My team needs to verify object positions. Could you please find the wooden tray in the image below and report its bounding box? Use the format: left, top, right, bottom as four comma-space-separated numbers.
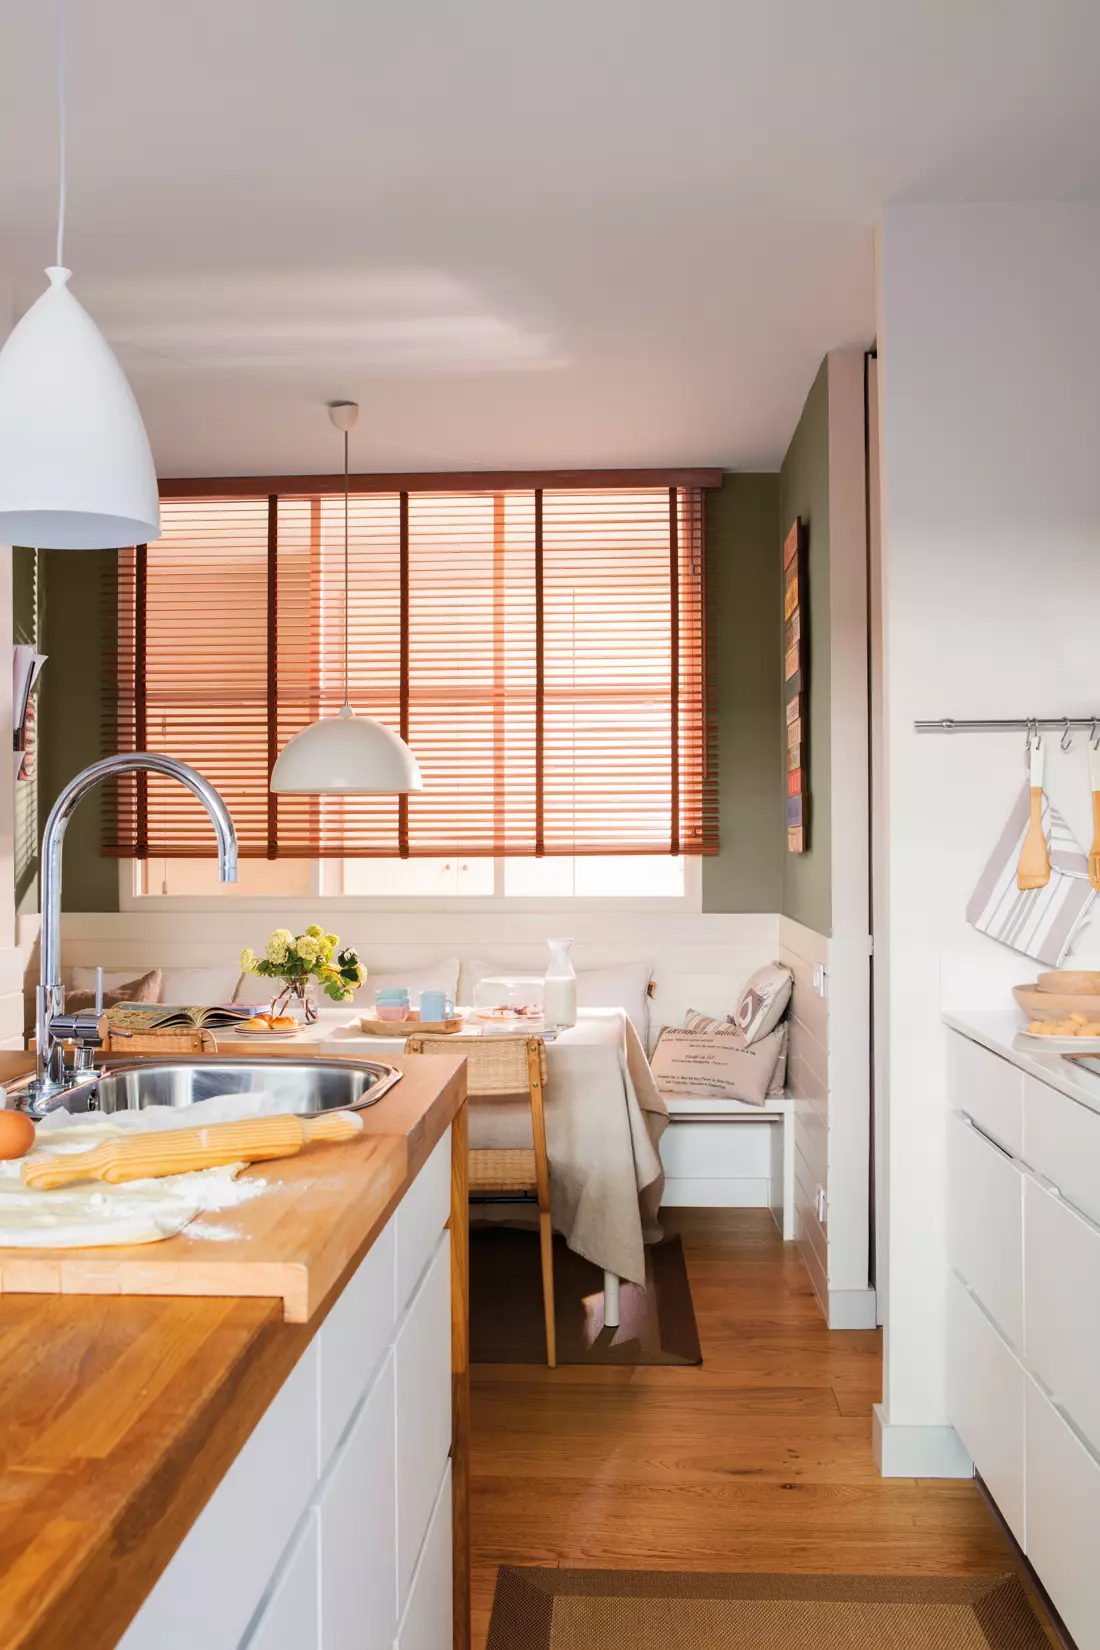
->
359, 1016, 462, 1036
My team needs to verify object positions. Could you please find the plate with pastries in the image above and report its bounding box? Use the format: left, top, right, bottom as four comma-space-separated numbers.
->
232, 1012, 302, 1040
1019, 1012, 1100, 1051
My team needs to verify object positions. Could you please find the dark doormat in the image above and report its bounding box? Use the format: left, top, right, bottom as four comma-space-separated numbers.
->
470, 1228, 701, 1366
486, 1567, 1051, 1648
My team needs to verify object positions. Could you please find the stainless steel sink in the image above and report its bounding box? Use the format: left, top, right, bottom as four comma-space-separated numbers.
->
8, 1056, 403, 1119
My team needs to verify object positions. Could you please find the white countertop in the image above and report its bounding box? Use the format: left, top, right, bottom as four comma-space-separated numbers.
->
943, 1008, 1100, 1119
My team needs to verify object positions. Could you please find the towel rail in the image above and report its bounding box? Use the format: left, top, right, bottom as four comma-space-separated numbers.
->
915, 718, 1100, 738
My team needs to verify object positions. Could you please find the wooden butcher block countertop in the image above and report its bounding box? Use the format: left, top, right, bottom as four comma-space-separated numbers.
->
0, 1049, 467, 1650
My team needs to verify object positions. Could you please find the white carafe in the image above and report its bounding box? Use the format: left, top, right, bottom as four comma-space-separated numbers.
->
543, 937, 577, 1030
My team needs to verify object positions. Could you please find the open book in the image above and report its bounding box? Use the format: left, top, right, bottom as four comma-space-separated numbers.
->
106, 1003, 255, 1034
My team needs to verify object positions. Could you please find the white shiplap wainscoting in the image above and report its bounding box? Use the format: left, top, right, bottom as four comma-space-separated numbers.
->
780, 915, 875, 1329
32, 905, 799, 1217
41, 906, 777, 1048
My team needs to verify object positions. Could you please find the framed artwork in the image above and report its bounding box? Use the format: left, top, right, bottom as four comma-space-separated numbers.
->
783, 517, 808, 852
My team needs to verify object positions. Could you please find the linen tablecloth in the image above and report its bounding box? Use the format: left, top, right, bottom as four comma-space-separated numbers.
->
321, 1009, 667, 1286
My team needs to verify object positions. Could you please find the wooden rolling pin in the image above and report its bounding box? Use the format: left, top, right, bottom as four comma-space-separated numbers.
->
22, 1110, 364, 1191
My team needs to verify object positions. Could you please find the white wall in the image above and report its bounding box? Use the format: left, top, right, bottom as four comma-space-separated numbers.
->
874, 203, 1100, 1475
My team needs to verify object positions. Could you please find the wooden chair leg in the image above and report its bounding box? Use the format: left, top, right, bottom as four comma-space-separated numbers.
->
539, 1209, 556, 1368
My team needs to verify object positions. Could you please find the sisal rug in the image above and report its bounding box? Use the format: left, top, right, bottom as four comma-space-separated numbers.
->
486, 1568, 1051, 1648
470, 1229, 701, 1366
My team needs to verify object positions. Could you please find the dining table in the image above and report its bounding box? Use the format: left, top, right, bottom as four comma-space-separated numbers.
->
316, 1008, 669, 1323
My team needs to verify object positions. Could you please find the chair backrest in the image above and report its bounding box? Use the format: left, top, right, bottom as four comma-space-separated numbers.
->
404, 1033, 546, 1097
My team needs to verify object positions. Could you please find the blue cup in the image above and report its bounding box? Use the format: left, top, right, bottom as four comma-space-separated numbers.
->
419, 990, 453, 1022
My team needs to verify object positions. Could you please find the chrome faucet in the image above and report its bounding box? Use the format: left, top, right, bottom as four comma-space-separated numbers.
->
33, 754, 238, 1106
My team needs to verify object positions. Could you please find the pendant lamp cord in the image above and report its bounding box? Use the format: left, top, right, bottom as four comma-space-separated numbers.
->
343, 427, 350, 710
56, 0, 67, 267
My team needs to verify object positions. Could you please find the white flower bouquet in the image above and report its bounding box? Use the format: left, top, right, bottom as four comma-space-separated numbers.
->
240, 926, 366, 1021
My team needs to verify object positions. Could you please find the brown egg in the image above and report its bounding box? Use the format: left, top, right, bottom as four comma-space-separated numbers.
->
0, 1110, 35, 1161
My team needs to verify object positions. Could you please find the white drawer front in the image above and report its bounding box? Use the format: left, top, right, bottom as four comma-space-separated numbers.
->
318, 1221, 396, 1470
946, 1274, 1025, 1546
118, 1344, 320, 1650
319, 1349, 398, 1650
246, 1511, 319, 1650
1023, 1076, 1100, 1227
947, 1111, 1024, 1349
395, 1126, 452, 1314
1026, 1380, 1100, 1650
395, 1233, 453, 1610
1024, 1177, 1100, 1455
947, 1033, 1023, 1157
395, 1461, 452, 1650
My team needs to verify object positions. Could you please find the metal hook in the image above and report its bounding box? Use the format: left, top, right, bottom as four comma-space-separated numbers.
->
1062, 717, 1073, 752
1026, 718, 1040, 752
1092, 719, 1099, 751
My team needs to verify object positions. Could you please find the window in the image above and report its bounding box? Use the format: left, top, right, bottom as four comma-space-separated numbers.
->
107, 478, 716, 881
135, 852, 689, 901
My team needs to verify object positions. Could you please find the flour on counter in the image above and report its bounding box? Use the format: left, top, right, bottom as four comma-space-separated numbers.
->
0, 1106, 271, 1248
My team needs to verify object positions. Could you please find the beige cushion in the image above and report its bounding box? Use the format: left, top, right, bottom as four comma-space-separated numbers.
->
652, 1020, 788, 1106
734, 963, 793, 1044
358, 958, 460, 1010
66, 969, 163, 1012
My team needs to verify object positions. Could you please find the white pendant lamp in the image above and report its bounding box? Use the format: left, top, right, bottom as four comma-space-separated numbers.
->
0, 0, 160, 550
270, 403, 423, 795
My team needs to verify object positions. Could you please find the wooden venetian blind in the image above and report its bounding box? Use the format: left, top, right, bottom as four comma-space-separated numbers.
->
104, 484, 716, 859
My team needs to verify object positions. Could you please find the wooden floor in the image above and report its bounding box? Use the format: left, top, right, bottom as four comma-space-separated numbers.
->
469, 1208, 1019, 1649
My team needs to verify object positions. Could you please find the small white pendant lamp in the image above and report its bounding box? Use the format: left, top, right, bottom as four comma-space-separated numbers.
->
0, 0, 160, 550
270, 403, 423, 795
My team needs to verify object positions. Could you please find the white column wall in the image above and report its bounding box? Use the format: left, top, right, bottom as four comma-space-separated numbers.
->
874, 203, 1100, 1474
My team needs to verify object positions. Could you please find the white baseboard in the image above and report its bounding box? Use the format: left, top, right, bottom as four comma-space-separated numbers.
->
827, 1287, 878, 1330
872, 1405, 973, 1479
660, 1176, 771, 1209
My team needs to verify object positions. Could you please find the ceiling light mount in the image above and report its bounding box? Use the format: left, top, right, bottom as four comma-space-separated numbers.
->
0, 0, 160, 550
269, 402, 422, 795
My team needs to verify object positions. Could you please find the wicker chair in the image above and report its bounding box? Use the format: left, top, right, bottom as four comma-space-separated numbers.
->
405, 1033, 556, 1367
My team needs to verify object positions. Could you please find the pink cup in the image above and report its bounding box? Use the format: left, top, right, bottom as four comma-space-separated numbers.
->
374, 1003, 409, 1022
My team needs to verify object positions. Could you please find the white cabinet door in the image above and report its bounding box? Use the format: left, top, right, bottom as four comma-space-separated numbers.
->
395, 1463, 452, 1650
1026, 1380, 1100, 1650
1024, 1177, 1100, 1456
319, 1350, 398, 1650
947, 1111, 1023, 1349
395, 1127, 452, 1314
247, 1512, 319, 1650
119, 1345, 320, 1650
1022, 1077, 1100, 1228
394, 1234, 453, 1611
947, 1034, 1023, 1156
318, 1221, 396, 1471
946, 1274, 1025, 1546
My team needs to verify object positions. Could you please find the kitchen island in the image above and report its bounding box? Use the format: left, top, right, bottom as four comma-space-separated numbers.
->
0, 1049, 469, 1650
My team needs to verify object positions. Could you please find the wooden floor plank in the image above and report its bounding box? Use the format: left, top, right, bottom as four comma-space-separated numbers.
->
470, 1208, 1016, 1650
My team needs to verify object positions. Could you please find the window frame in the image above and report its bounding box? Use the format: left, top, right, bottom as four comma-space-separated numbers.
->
120, 854, 703, 914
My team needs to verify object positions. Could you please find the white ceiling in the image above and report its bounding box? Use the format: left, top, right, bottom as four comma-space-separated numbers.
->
1, 0, 1098, 476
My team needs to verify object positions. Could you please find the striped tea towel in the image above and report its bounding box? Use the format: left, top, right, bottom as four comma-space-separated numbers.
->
967, 785, 1096, 966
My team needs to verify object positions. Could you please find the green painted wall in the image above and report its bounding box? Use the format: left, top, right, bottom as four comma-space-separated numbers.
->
701, 473, 785, 913
35, 550, 120, 913
779, 357, 832, 935
13, 548, 41, 917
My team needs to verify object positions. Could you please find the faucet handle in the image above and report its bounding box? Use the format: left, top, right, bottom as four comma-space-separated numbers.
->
49, 1011, 109, 1047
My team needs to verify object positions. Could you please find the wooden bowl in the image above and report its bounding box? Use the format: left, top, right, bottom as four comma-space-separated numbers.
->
1037, 970, 1100, 995
1014, 984, 1100, 1019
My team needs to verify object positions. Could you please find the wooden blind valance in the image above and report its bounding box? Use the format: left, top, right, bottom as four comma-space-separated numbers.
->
104, 485, 717, 860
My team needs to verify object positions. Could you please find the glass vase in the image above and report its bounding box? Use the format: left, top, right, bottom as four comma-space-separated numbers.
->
270, 979, 319, 1025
